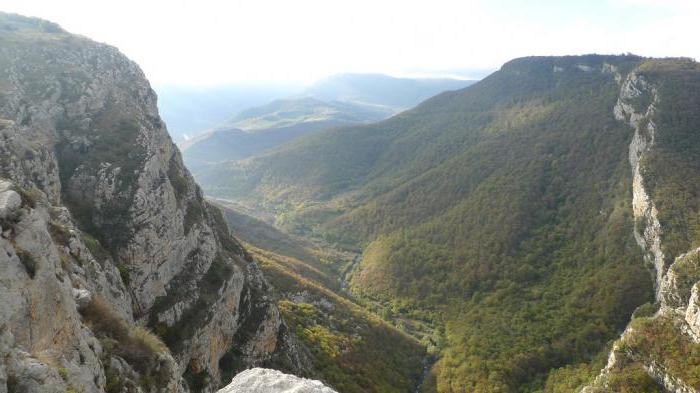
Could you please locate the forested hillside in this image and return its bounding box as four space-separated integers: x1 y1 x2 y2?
212 200 426 393
192 55 700 391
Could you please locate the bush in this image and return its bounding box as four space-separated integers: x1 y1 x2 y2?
184 200 203 235
117 264 131 286
81 232 110 262
633 302 658 319
57 367 69 381
16 186 40 208
15 246 37 278
48 222 71 245
168 161 189 204
130 327 168 356
80 297 168 374
81 297 128 339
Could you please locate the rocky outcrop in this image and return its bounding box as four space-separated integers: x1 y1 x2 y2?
0 13 306 392
614 72 667 295
685 283 700 341
218 368 337 393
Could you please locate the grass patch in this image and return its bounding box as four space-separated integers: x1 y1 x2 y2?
80 297 168 376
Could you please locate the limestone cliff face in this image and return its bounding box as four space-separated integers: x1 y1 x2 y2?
0 13 306 393
584 65 700 393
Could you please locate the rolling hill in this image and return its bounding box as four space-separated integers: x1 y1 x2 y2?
181 98 391 171
180 76 474 174
155 83 302 143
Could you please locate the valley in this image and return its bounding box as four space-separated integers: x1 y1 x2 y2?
1 6 700 393
210 199 429 393
191 55 700 392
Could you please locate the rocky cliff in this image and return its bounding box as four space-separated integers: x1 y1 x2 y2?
584 60 700 392
0 13 307 393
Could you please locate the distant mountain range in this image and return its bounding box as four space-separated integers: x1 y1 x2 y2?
181 97 392 171
180 74 474 172
305 73 477 109
223 97 394 132
155 83 302 143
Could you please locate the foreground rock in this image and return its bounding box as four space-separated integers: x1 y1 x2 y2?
219 368 337 393
0 13 308 392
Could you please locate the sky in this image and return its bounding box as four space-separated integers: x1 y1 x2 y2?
0 0 698 86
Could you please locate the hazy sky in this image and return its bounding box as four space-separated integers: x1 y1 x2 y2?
1 0 698 86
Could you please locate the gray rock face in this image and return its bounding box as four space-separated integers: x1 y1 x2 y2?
0 13 307 393
218 368 337 393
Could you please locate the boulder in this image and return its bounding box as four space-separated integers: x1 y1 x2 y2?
218 368 337 393
72 288 92 310
0 190 21 220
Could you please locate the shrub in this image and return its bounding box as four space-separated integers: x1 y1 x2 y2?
184 367 210 393
60 254 71 270
81 233 107 260
57 367 69 381
16 186 40 208
130 327 168 355
81 297 129 340
184 200 203 235
168 163 189 204
117 264 131 286
80 297 168 374
605 362 662 392
48 222 71 245
15 246 37 278
633 302 658 319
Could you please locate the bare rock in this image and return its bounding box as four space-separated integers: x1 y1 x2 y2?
219 368 337 393
0 190 21 220
71 288 92 310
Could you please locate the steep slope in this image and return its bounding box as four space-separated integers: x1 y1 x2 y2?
182 98 390 171
0 13 306 393
195 55 689 391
